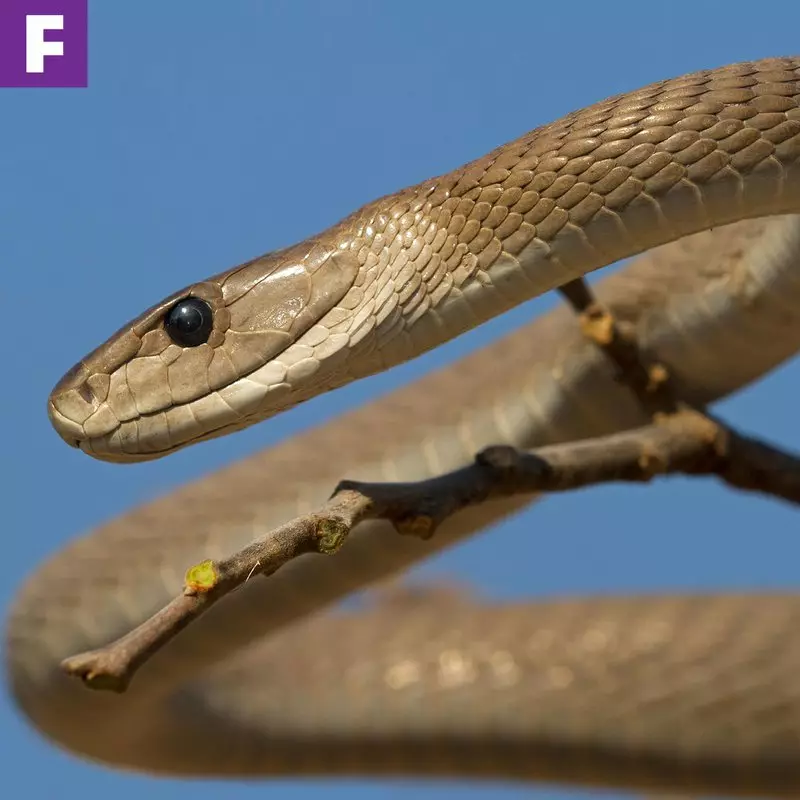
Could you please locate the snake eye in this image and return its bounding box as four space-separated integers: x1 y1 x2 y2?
164 297 214 347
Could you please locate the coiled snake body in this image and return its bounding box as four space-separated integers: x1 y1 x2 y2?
7 57 800 797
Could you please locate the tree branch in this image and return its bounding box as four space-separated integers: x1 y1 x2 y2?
60 278 800 693
62 409 800 693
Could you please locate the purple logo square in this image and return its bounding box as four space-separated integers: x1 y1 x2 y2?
0 0 88 88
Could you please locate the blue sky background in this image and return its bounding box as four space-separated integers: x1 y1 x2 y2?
2 2 800 799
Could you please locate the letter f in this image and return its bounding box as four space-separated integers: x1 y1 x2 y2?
26 15 64 73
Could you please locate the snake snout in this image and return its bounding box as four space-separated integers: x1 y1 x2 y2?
47 361 103 449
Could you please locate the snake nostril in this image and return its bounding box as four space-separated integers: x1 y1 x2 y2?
76 380 95 405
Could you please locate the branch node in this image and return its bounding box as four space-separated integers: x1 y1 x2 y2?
476 444 524 472
579 304 615 346
184 559 218 595
647 362 670 393
637 446 668 477
396 513 436 539
314 516 350 554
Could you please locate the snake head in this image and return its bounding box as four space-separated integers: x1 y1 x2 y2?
47 241 360 462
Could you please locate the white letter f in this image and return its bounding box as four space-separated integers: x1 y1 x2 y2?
26 14 64 74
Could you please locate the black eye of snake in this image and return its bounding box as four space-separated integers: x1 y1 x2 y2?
164 297 214 347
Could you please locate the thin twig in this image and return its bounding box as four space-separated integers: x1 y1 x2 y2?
559 277 680 414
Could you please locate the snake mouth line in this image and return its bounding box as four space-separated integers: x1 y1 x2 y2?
75 399 274 463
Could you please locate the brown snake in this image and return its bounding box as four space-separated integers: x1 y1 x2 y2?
6 57 800 798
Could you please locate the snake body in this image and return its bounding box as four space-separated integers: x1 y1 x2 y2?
7 58 800 797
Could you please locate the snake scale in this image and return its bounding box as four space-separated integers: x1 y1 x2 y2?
6 57 800 798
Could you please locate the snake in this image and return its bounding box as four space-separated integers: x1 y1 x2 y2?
6 57 800 798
